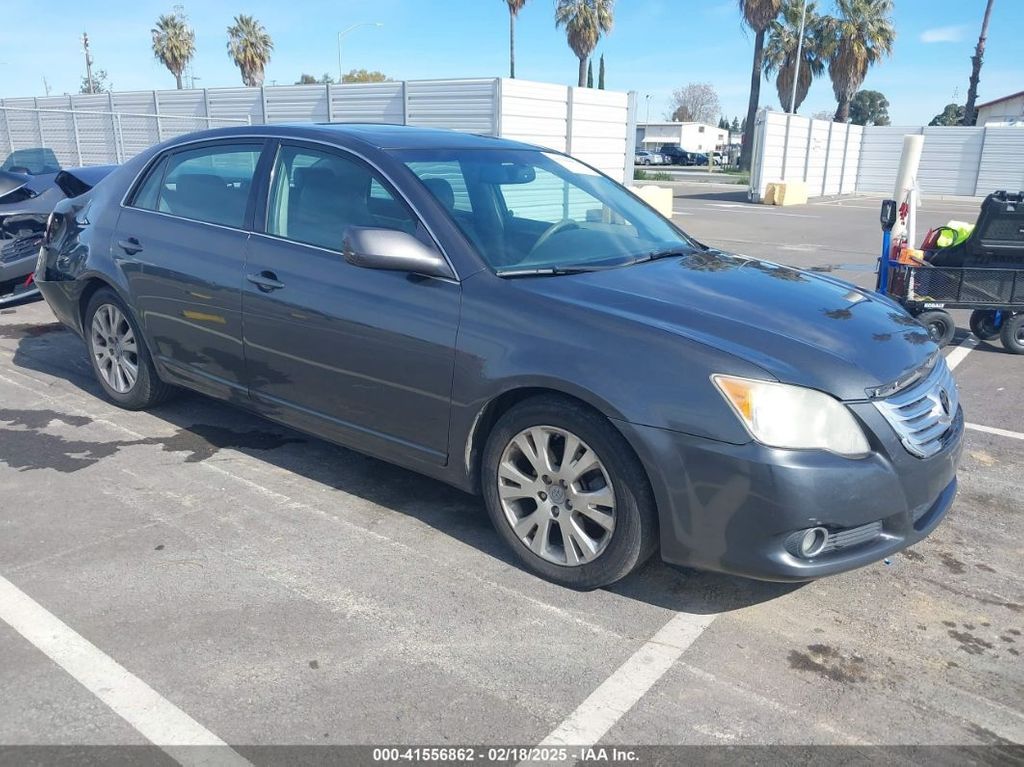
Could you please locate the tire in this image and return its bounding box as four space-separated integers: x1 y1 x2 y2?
481 395 658 590
915 310 956 348
85 288 174 409
969 309 1001 341
999 313 1024 355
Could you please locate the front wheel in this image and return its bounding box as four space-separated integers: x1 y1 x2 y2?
481 396 658 590
915 310 956 348
999 313 1024 355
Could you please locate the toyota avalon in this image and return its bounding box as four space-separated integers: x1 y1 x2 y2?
35 125 963 589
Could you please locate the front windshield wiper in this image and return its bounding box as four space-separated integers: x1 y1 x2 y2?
623 245 698 266
496 246 702 278
496 265 607 277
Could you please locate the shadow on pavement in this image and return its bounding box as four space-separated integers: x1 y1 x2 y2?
8 319 793 614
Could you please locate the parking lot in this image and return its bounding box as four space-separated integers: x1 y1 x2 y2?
1 184 1022 761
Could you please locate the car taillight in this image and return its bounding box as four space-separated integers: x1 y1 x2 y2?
43 211 66 247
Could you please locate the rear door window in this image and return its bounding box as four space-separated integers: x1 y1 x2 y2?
130 143 262 229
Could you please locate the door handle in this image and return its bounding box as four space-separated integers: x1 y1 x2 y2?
117 237 143 255
246 271 285 292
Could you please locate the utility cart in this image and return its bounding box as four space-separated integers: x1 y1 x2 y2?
877 191 1024 354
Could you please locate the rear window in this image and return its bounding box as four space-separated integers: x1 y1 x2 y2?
1 147 60 175
130 143 262 228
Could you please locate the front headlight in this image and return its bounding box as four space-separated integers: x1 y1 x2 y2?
712 375 871 457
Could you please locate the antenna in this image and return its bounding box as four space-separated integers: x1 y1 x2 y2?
82 32 95 94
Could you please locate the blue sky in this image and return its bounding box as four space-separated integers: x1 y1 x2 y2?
1 0 1021 125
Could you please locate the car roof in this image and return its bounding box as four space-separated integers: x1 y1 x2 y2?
163 123 545 153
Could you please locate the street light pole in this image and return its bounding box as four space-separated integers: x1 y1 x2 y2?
788 0 808 114
337 22 383 84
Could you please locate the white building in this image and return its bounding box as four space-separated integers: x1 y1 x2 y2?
976 91 1024 126
635 122 731 152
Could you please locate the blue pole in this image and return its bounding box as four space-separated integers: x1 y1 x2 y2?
877 230 892 294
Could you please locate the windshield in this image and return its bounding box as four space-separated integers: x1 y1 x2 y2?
396 148 693 273
1 148 60 175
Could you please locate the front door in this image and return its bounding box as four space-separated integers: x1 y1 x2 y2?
114 141 265 399
242 142 460 467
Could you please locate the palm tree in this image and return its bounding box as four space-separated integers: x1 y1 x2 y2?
824 0 895 123
963 0 996 126
151 13 195 90
738 0 783 170
762 0 825 112
555 0 614 88
227 14 274 87
504 0 528 79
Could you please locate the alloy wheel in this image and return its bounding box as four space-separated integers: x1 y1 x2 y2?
90 303 139 394
496 425 616 567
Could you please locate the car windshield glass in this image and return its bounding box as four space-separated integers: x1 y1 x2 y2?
1 147 60 175
397 148 693 273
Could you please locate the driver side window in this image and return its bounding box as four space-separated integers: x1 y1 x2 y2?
267 145 417 252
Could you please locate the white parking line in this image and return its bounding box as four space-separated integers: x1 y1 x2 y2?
946 335 979 371
966 423 1024 441
0 575 249 767
532 611 717 753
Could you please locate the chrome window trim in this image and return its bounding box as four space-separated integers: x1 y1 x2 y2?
118 132 460 281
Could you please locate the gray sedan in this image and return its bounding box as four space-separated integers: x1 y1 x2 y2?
36 124 962 589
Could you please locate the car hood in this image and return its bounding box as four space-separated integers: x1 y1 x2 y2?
520 250 936 401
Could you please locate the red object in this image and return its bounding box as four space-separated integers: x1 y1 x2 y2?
24 273 35 287
898 201 910 222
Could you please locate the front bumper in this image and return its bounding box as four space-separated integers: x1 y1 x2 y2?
616 405 963 582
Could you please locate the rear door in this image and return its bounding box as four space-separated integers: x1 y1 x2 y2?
115 140 265 398
242 141 461 466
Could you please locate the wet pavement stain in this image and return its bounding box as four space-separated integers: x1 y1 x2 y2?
0 408 91 430
0 322 67 340
948 628 995 655
787 643 867 684
938 552 968 575
133 424 305 463
0 408 305 473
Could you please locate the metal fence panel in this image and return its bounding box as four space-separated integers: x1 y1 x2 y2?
499 79 569 153
207 87 264 125
328 82 405 124
405 79 497 134
265 85 329 124
974 128 1024 196
2 79 631 182
568 87 629 185
918 126 986 197
854 126 918 194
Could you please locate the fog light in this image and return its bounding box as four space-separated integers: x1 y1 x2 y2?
798 527 829 558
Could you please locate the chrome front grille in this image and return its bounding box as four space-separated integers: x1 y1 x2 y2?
823 521 882 553
874 358 960 459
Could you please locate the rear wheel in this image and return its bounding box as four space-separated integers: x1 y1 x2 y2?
915 310 956 348
999 313 1024 355
969 309 1001 341
85 288 174 409
481 396 657 590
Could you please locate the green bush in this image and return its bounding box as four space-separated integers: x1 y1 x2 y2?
634 169 672 182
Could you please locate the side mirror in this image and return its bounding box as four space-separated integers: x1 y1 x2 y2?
342 227 454 279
